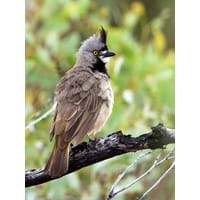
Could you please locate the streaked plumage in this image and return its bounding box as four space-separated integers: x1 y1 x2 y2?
44 27 115 177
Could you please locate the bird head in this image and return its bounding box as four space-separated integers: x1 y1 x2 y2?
77 27 115 65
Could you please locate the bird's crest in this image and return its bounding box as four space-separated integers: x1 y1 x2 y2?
99 26 107 44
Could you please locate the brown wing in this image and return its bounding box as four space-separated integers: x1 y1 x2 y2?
50 67 103 147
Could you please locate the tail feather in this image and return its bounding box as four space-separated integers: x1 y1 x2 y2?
44 143 70 178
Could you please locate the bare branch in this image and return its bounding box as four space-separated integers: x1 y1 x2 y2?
25 123 175 187
25 103 56 130
107 149 174 200
137 161 175 200
107 151 152 198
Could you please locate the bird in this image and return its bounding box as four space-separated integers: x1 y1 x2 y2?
44 27 115 178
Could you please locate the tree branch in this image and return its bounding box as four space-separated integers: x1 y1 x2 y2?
25 103 56 130
25 123 175 187
106 149 175 199
137 161 175 200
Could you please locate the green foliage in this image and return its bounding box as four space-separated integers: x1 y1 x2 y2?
26 0 174 199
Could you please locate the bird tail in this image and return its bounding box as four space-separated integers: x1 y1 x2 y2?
44 142 70 178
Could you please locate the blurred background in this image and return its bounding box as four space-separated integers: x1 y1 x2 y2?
25 0 175 199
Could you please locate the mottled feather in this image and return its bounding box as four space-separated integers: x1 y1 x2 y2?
44 27 114 178
50 66 105 146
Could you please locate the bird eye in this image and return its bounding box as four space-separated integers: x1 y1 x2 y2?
93 50 99 56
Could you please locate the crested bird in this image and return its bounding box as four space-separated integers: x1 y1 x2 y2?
44 27 115 178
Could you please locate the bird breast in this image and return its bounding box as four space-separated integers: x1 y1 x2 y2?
93 76 114 134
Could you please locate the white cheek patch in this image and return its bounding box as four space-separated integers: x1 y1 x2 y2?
99 56 110 63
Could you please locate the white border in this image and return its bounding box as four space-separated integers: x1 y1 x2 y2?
0 1 25 199
1 0 200 199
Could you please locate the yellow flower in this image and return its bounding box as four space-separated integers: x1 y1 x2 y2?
131 2 145 16
153 30 166 52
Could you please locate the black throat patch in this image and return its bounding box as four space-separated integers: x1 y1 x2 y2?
90 58 110 78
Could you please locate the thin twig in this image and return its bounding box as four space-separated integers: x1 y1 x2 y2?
107 149 174 199
25 102 56 130
155 149 175 166
108 151 152 199
137 161 175 200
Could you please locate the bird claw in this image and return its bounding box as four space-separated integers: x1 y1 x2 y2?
70 143 74 147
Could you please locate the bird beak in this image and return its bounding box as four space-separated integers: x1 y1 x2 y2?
101 50 116 58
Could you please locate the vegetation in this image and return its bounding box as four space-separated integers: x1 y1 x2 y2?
26 0 175 199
